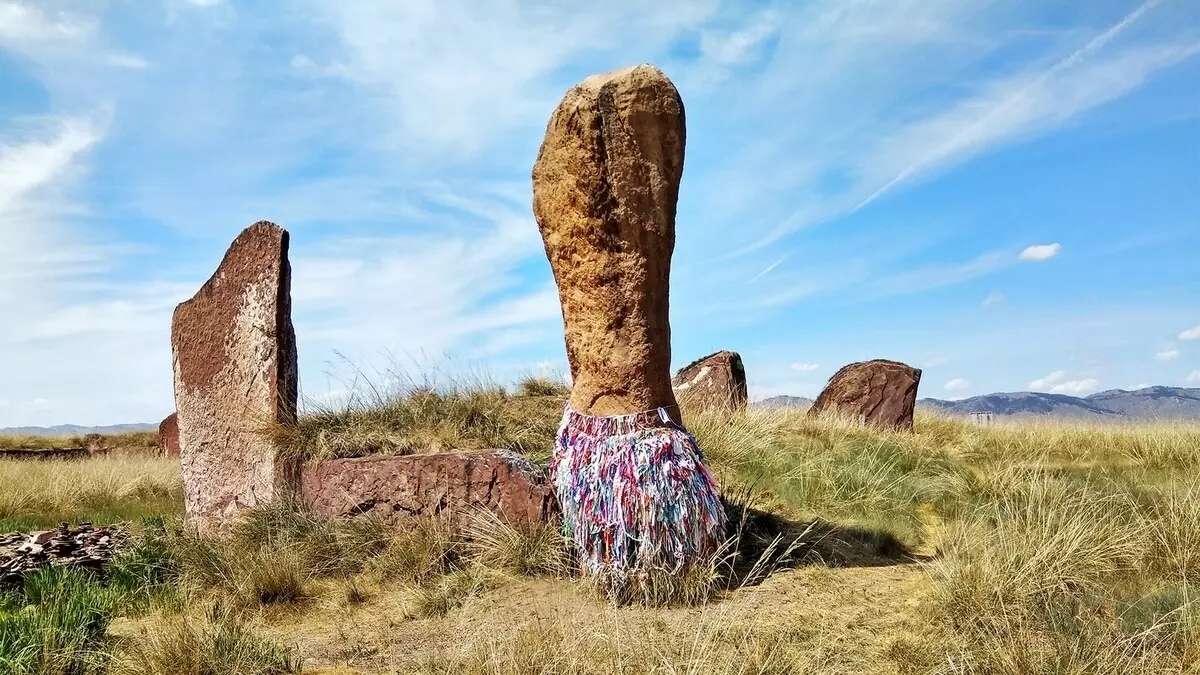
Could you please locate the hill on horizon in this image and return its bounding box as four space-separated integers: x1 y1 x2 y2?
0 423 158 437
919 386 1200 420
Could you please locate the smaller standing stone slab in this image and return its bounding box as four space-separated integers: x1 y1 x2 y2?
159 413 179 458
300 451 557 530
171 222 298 532
808 359 922 431
672 350 748 413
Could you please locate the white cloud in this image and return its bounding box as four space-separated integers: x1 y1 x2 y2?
1187 370 1200 384
699 11 779 66
1049 378 1100 395
1029 370 1067 389
0 1 91 45
945 378 970 391
1019 243 1061 262
923 357 950 368
1156 349 1180 361
184 0 226 6
1178 326 1200 340
312 1 721 157
1129 383 1151 390
790 363 820 372
1029 369 1099 394
0 120 187 427
982 291 1005 307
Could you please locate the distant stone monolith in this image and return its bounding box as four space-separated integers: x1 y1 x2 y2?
158 413 179 458
672 350 748 413
809 359 921 431
171 222 298 532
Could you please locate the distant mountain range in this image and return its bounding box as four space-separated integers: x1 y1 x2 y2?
921 386 1200 420
0 423 157 437
753 387 1200 421
755 395 813 409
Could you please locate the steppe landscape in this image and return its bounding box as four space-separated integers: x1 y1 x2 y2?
3 2 1199 675
4 391 1200 674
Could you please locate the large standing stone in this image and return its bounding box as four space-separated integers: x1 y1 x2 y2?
808 360 921 431
158 413 179 458
171 222 298 532
672 350 748 413
300 451 556 529
532 64 684 417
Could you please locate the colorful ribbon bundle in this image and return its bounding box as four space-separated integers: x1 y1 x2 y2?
550 404 727 592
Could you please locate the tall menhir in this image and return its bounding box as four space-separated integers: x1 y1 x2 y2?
171 222 298 533
532 65 726 598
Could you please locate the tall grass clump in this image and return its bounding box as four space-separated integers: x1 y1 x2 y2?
926 474 1200 673
110 603 301 675
271 370 566 461
0 567 124 674
463 510 567 577
170 499 398 609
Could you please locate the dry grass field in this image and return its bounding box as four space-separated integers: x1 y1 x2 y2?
3 381 1199 674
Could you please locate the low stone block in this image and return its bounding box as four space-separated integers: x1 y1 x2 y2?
299 451 557 529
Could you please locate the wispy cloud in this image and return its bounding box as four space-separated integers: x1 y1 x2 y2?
1187 370 1200 384
748 256 787 283
945 378 970 391
1156 348 1180 361
1019 243 1062 261
0 118 185 426
870 250 1012 298
982 291 1005 307
742 1 1197 252
790 363 820 372
1178 325 1200 340
309 1 721 158
854 0 1181 212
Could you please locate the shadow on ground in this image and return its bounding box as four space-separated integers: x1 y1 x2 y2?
722 498 929 590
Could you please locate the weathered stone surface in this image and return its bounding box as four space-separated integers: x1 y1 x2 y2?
808 360 922 431
159 413 179 458
300 451 557 529
532 64 685 418
1 523 126 588
672 350 748 413
171 222 298 532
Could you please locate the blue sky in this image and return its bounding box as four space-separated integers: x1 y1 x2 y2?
1 0 1197 427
